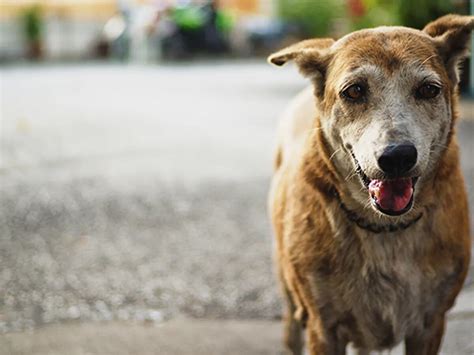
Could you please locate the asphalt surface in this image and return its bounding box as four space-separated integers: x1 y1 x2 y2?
0 62 473 354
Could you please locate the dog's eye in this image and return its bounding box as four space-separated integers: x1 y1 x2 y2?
416 83 441 99
342 84 366 101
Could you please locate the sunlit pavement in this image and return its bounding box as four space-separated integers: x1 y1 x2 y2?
1 62 473 354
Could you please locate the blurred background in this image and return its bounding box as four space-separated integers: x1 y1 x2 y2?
0 1 473 354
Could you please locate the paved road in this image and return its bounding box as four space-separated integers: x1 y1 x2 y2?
0 62 473 354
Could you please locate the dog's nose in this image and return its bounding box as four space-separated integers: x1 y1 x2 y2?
378 144 417 176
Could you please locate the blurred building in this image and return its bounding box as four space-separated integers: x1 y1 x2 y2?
0 1 117 60
0 0 275 61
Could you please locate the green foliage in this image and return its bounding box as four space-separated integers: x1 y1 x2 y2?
172 7 206 30
277 0 344 36
350 0 400 30
216 10 234 33
277 0 466 38
396 0 456 29
21 5 43 42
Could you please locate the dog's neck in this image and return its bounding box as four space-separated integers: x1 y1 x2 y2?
337 191 424 234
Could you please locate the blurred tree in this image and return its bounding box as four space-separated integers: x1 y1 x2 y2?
349 0 399 30
21 5 44 60
396 0 457 29
347 0 469 34
277 0 343 37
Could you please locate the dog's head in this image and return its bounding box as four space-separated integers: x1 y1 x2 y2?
269 15 473 217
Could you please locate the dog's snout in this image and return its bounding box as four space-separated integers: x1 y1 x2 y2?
377 144 418 176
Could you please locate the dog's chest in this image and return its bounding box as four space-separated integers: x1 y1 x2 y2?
313 234 426 348
349 258 422 347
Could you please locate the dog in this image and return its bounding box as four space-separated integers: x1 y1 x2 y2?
268 15 473 355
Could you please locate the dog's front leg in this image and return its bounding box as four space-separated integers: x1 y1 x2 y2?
405 315 445 355
282 286 305 355
306 316 346 355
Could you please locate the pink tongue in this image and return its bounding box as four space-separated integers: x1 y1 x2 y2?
368 178 413 212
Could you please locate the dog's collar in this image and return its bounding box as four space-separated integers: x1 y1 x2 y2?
331 189 423 234
339 201 423 234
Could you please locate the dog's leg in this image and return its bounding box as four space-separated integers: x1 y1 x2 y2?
283 285 305 355
305 316 346 355
404 315 445 355
306 317 326 355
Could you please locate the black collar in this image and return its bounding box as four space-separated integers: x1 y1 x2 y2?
339 201 423 234
330 188 423 234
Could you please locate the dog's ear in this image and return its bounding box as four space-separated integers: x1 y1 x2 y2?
268 38 334 97
423 14 474 84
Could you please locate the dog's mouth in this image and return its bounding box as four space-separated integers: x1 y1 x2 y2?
368 177 417 216
353 154 418 217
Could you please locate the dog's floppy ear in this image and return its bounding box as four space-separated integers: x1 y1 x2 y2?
423 14 474 84
268 38 334 96
268 38 334 67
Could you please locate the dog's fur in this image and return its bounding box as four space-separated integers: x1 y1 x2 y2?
268 15 473 354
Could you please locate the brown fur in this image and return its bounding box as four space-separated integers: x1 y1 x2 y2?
268 15 472 354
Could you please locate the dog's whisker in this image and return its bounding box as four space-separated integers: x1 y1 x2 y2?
345 172 358 182
431 143 449 149
329 147 342 162
307 126 324 134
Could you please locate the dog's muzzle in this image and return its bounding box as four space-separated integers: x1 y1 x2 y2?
351 151 418 216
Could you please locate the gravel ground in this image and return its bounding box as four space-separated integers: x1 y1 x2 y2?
0 63 473 350
0 62 303 333
0 177 279 332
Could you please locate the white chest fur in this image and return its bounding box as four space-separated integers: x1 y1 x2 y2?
311 228 428 349
353 242 423 348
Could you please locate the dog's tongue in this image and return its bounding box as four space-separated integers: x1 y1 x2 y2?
368 178 413 212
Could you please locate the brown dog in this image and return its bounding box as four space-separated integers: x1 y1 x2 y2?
268 15 472 354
